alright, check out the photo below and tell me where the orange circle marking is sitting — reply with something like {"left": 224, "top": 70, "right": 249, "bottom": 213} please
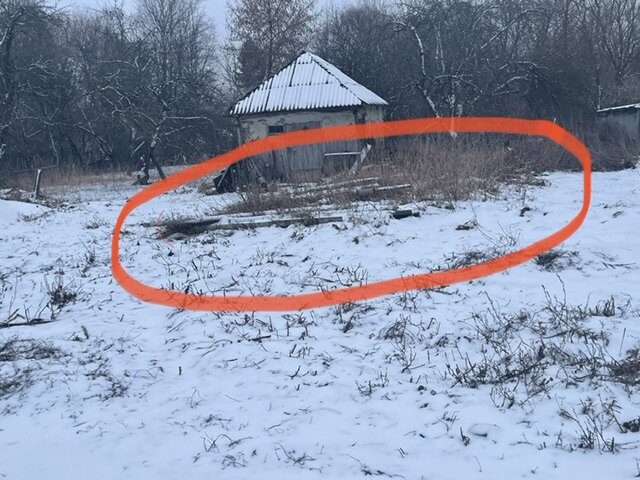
{"left": 111, "top": 117, "right": 592, "bottom": 312}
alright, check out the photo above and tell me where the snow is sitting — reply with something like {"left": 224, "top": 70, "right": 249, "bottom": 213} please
{"left": 0, "top": 198, "right": 47, "bottom": 224}
{"left": 1, "top": 168, "right": 640, "bottom": 479}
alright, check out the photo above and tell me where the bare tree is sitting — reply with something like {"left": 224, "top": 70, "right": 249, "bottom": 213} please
{"left": 0, "top": 0, "right": 65, "bottom": 169}
{"left": 65, "top": 0, "right": 224, "bottom": 180}
{"left": 2, "top": 0, "right": 640, "bottom": 185}
{"left": 66, "top": 4, "right": 136, "bottom": 168}
{"left": 128, "top": 0, "right": 220, "bottom": 180}
{"left": 226, "top": 0, "right": 315, "bottom": 92}
{"left": 583, "top": 0, "right": 640, "bottom": 105}
{"left": 393, "top": 0, "right": 537, "bottom": 117}
{"left": 313, "top": 1, "right": 417, "bottom": 118}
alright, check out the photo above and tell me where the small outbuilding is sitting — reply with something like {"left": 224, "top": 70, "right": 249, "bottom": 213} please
{"left": 596, "top": 102, "right": 640, "bottom": 143}
{"left": 223, "top": 52, "right": 388, "bottom": 189}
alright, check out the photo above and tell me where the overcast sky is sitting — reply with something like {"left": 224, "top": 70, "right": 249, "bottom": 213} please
{"left": 61, "top": 0, "right": 346, "bottom": 40}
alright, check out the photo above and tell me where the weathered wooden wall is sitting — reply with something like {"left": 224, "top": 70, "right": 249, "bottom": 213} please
{"left": 597, "top": 110, "right": 640, "bottom": 143}
{"left": 238, "top": 105, "right": 384, "bottom": 181}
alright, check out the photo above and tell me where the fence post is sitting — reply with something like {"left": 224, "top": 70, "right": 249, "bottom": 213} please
{"left": 34, "top": 169, "right": 43, "bottom": 198}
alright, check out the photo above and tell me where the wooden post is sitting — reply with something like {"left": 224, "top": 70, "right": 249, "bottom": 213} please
{"left": 349, "top": 143, "right": 371, "bottom": 175}
{"left": 34, "top": 169, "right": 43, "bottom": 198}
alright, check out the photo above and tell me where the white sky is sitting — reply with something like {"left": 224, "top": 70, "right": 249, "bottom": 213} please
{"left": 60, "top": 0, "right": 348, "bottom": 40}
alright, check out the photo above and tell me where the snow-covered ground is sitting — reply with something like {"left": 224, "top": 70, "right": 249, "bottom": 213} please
{"left": 1, "top": 169, "right": 640, "bottom": 479}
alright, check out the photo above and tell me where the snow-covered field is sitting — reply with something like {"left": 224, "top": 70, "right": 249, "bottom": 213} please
{"left": 1, "top": 168, "right": 640, "bottom": 479}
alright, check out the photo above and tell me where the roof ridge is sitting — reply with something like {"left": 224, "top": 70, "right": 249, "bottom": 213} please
{"left": 306, "top": 53, "right": 361, "bottom": 105}
{"left": 288, "top": 54, "right": 300, "bottom": 87}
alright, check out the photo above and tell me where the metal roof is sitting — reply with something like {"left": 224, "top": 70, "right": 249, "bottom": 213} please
{"left": 230, "top": 52, "right": 388, "bottom": 116}
{"left": 596, "top": 102, "right": 640, "bottom": 115}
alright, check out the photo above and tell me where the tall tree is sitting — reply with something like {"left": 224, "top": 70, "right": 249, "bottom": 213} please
{"left": 0, "top": 0, "right": 68, "bottom": 170}
{"left": 65, "top": 0, "right": 229, "bottom": 176}
{"left": 131, "top": 0, "right": 221, "bottom": 179}
{"left": 314, "top": 1, "right": 416, "bottom": 118}
{"left": 393, "top": 0, "right": 538, "bottom": 117}
{"left": 583, "top": 0, "right": 640, "bottom": 105}
{"left": 226, "top": 0, "right": 315, "bottom": 92}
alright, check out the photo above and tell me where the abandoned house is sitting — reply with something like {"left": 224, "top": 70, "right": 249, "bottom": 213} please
{"left": 220, "top": 52, "right": 388, "bottom": 191}
{"left": 596, "top": 102, "right": 640, "bottom": 143}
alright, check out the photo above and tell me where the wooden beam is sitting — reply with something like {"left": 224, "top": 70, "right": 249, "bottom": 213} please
{"left": 161, "top": 215, "right": 344, "bottom": 238}
{"left": 391, "top": 209, "right": 421, "bottom": 220}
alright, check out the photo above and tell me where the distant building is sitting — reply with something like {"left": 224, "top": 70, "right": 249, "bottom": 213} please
{"left": 225, "top": 52, "right": 388, "bottom": 187}
{"left": 596, "top": 102, "right": 640, "bottom": 143}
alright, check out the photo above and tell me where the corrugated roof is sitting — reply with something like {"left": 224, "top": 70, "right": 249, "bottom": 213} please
{"left": 597, "top": 102, "right": 640, "bottom": 114}
{"left": 230, "top": 52, "right": 388, "bottom": 116}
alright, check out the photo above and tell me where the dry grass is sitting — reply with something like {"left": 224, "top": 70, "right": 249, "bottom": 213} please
{"left": 588, "top": 123, "right": 640, "bottom": 171}
{"left": 2, "top": 123, "right": 633, "bottom": 199}
{"left": 219, "top": 126, "right": 639, "bottom": 217}
{"left": 220, "top": 134, "right": 544, "bottom": 216}
{"left": 0, "top": 164, "right": 191, "bottom": 192}
{"left": 382, "top": 134, "right": 523, "bottom": 202}
{"left": 2, "top": 165, "right": 129, "bottom": 191}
